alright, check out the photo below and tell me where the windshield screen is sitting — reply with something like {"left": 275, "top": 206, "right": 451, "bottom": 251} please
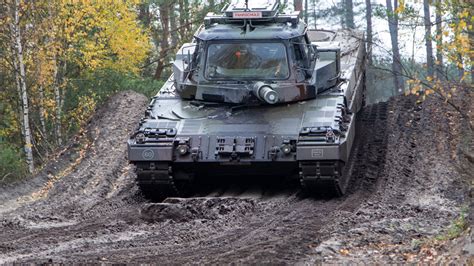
{"left": 205, "top": 42, "right": 289, "bottom": 80}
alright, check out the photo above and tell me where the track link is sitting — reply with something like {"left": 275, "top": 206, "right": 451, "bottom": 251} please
{"left": 136, "top": 164, "right": 193, "bottom": 201}
{"left": 299, "top": 161, "right": 346, "bottom": 197}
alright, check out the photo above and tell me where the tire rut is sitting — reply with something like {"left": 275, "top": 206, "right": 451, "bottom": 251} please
{"left": 0, "top": 97, "right": 391, "bottom": 264}
{"left": 1, "top": 93, "right": 465, "bottom": 264}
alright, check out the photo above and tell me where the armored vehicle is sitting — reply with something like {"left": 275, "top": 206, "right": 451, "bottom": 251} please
{"left": 128, "top": 0, "right": 367, "bottom": 199}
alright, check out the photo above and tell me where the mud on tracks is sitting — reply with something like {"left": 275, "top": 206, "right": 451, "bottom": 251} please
{"left": 0, "top": 93, "right": 470, "bottom": 264}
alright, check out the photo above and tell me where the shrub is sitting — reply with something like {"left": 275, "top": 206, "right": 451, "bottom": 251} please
{"left": 64, "top": 68, "right": 164, "bottom": 135}
{"left": 0, "top": 143, "right": 27, "bottom": 183}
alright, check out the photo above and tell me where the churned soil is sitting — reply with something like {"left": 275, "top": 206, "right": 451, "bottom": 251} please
{"left": 0, "top": 90, "right": 471, "bottom": 264}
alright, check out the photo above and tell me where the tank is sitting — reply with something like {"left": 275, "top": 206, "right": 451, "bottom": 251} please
{"left": 128, "top": 0, "right": 367, "bottom": 200}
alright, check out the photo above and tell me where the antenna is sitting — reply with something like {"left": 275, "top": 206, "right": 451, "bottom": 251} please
{"left": 245, "top": 0, "right": 249, "bottom": 11}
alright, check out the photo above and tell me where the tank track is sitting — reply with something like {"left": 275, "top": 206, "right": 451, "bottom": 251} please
{"left": 299, "top": 161, "right": 347, "bottom": 197}
{"left": 299, "top": 102, "right": 389, "bottom": 197}
{"left": 136, "top": 164, "right": 192, "bottom": 201}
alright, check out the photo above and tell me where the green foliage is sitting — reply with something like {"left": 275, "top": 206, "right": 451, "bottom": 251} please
{"left": 70, "top": 69, "right": 164, "bottom": 99}
{"left": 409, "top": 206, "right": 469, "bottom": 253}
{"left": 0, "top": 142, "right": 28, "bottom": 183}
{"left": 435, "top": 206, "right": 469, "bottom": 241}
{"left": 410, "top": 238, "right": 422, "bottom": 250}
{"left": 63, "top": 69, "right": 163, "bottom": 135}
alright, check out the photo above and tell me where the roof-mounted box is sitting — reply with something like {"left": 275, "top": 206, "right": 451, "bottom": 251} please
{"left": 204, "top": 0, "right": 300, "bottom": 28}
{"left": 224, "top": 0, "right": 279, "bottom": 18}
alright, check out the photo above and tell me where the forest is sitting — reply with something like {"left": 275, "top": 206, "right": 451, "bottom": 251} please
{"left": 0, "top": 0, "right": 472, "bottom": 180}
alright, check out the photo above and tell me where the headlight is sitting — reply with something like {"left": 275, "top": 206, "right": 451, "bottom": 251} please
{"left": 177, "top": 145, "right": 189, "bottom": 155}
{"left": 281, "top": 144, "right": 292, "bottom": 154}
{"left": 136, "top": 133, "right": 146, "bottom": 144}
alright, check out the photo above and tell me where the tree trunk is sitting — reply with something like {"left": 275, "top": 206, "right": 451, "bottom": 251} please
{"left": 11, "top": 46, "right": 26, "bottom": 141}
{"left": 169, "top": 3, "right": 179, "bottom": 49}
{"left": 435, "top": 0, "right": 443, "bottom": 79}
{"left": 304, "top": 0, "right": 309, "bottom": 24}
{"left": 386, "top": 0, "right": 403, "bottom": 94}
{"left": 60, "top": 60, "right": 66, "bottom": 119}
{"left": 470, "top": 29, "right": 474, "bottom": 84}
{"left": 154, "top": 3, "right": 171, "bottom": 80}
{"left": 449, "top": 4, "right": 465, "bottom": 81}
{"left": 178, "top": 0, "right": 186, "bottom": 40}
{"left": 184, "top": 0, "right": 191, "bottom": 37}
{"left": 344, "top": 0, "right": 355, "bottom": 29}
{"left": 6, "top": 2, "right": 26, "bottom": 145}
{"left": 456, "top": 53, "right": 464, "bottom": 81}
{"left": 312, "top": 0, "right": 317, "bottom": 29}
{"left": 293, "top": 0, "right": 303, "bottom": 12}
{"left": 365, "top": 0, "right": 373, "bottom": 65}
{"left": 423, "top": 0, "right": 434, "bottom": 78}
{"left": 53, "top": 55, "right": 63, "bottom": 145}
{"left": 468, "top": 7, "right": 474, "bottom": 83}
{"left": 11, "top": 0, "right": 35, "bottom": 173}
{"left": 38, "top": 85, "right": 47, "bottom": 142}
{"left": 340, "top": 0, "right": 344, "bottom": 27}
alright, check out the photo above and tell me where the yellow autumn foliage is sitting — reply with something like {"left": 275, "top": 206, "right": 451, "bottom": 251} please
{"left": 1, "top": 0, "right": 151, "bottom": 142}
{"left": 59, "top": 0, "right": 150, "bottom": 73}
{"left": 69, "top": 94, "right": 97, "bottom": 127}
{"left": 404, "top": 0, "right": 472, "bottom": 108}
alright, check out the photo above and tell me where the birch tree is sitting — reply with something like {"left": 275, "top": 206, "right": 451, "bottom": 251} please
{"left": 7, "top": 0, "right": 35, "bottom": 173}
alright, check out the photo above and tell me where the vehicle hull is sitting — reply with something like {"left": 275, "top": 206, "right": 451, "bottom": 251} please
{"left": 128, "top": 29, "right": 366, "bottom": 199}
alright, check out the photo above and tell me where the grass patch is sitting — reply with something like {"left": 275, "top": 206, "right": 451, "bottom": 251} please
{"left": 409, "top": 206, "right": 470, "bottom": 254}
{"left": 435, "top": 206, "right": 469, "bottom": 241}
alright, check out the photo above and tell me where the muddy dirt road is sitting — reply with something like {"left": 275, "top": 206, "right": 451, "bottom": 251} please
{"left": 0, "top": 91, "right": 471, "bottom": 264}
